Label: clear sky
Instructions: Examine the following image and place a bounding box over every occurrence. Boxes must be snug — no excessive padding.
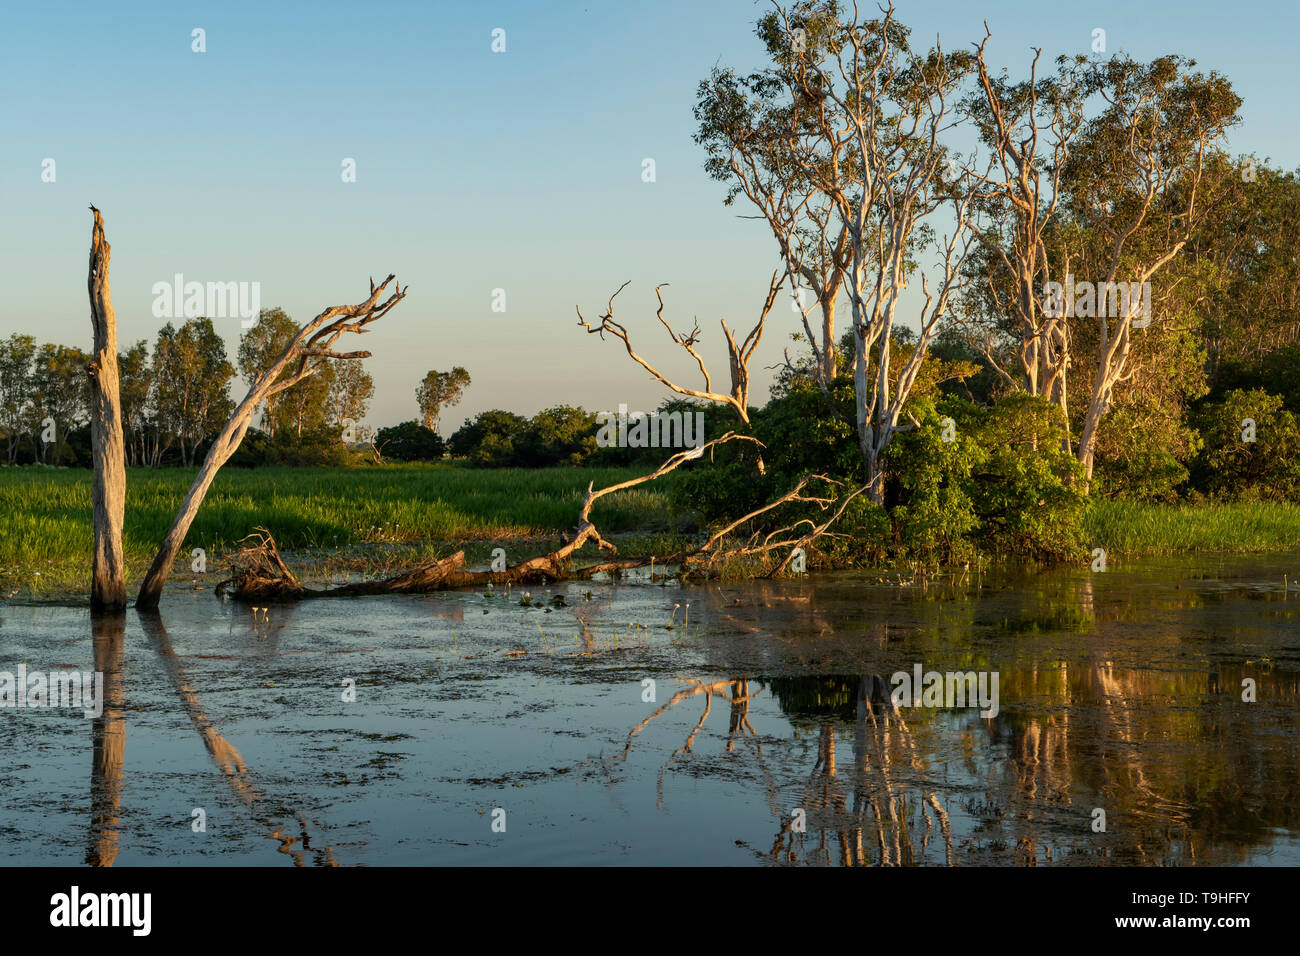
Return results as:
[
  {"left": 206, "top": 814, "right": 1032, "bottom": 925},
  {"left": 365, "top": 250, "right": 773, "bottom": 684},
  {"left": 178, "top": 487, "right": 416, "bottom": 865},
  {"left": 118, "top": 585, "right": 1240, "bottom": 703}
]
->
[{"left": 2, "top": 0, "right": 1294, "bottom": 433}]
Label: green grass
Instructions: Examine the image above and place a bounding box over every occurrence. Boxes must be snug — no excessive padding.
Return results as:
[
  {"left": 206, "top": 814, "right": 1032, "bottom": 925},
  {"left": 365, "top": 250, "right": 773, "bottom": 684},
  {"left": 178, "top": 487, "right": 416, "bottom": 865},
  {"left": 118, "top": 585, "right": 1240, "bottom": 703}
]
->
[
  {"left": 5, "top": 463, "right": 1300, "bottom": 598},
  {"left": 0, "top": 463, "right": 680, "bottom": 595},
  {"left": 1087, "top": 499, "right": 1300, "bottom": 554}
]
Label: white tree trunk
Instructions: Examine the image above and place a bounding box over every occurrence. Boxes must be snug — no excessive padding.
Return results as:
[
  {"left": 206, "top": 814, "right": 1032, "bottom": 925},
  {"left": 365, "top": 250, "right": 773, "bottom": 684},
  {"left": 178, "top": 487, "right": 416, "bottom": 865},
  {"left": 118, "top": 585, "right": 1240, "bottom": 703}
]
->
[{"left": 86, "top": 207, "right": 127, "bottom": 612}]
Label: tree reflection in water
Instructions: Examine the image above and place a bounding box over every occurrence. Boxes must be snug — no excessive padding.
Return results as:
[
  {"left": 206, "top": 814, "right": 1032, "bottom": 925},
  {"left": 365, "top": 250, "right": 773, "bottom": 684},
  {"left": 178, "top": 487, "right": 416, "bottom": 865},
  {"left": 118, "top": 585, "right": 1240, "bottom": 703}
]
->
[
  {"left": 616, "top": 661, "right": 1300, "bottom": 865},
  {"left": 83, "top": 610, "right": 340, "bottom": 867}
]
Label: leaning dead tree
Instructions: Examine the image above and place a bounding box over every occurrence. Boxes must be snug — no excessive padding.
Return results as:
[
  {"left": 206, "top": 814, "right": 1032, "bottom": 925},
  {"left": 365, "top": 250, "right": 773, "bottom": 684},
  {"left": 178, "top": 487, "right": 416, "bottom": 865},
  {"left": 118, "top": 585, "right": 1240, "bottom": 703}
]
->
[
  {"left": 136, "top": 275, "right": 407, "bottom": 610},
  {"left": 86, "top": 206, "right": 127, "bottom": 612},
  {"left": 577, "top": 273, "right": 783, "bottom": 428}
]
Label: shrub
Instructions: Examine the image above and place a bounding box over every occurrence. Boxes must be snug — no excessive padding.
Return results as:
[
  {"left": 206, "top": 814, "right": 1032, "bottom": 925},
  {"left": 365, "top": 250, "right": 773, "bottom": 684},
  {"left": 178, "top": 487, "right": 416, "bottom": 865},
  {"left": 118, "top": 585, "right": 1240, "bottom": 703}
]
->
[
  {"left": 515, "top": 405, "right": 598, "bottom": 467},
  {"left": 447, "top": 410, "right": 528, "bottom": 465},
  {"left": 1188, "top": 388, "right": 1300, "bottom": 500},
  {"left": 966, "top": 393, "right": 1089, "bottom": 562},
  {"left": 376, "top": 421, "right": 445, "bottom": 462}
]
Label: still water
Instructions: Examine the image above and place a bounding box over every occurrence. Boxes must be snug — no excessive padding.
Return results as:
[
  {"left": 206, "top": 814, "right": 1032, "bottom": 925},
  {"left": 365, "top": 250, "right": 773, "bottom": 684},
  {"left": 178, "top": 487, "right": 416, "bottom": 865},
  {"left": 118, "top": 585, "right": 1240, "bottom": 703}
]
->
[{"left": 2, "top": 552, "right": 1298, "bottom": 865}]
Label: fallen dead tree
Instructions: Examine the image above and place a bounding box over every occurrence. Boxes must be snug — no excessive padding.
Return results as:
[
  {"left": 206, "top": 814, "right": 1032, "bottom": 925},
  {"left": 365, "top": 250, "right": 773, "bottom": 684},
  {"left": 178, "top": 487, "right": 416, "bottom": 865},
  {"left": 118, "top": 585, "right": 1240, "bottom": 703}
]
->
[{"left": 217, "top": 433, "right": 869, "bottom": 602}]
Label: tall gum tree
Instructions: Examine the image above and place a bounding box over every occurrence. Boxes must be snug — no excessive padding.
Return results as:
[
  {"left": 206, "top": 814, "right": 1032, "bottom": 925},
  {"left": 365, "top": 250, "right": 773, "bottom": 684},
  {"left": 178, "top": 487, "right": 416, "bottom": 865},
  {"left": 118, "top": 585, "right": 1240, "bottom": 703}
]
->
[
  {"left": 695, "top": 9, "right": 854, "bottom": 391},
  {"left": 1058, "top": 54, "right": 1240, "bottom": 481},
  {"left": 753, "top": 1, "right": 983, "bottom": 503},
  {"left": 960, "top": 36, "right": 1091, "bottom": 438}
]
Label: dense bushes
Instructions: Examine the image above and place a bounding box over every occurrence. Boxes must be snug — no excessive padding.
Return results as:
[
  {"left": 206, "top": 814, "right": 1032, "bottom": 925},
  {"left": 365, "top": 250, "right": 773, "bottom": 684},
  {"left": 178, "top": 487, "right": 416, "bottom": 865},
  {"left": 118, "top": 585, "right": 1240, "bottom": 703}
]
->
[
  {"left": 1188, "top": 389, "right": 1300, "bottom": 500},
  {"left": 447, "top": 404, "right": 702, "bottom": 468},
  {"left": 668, "top": 379, "right": 1088, "bottom": 566},
  {"left": 229, "top": 427, "right": 360, "bottom": 467},
  {"left": 447, "top": 410, "right": 528, "bottom": 466},
  {"left": 376, "top": 421, "right": 445, "bottom": 462}
]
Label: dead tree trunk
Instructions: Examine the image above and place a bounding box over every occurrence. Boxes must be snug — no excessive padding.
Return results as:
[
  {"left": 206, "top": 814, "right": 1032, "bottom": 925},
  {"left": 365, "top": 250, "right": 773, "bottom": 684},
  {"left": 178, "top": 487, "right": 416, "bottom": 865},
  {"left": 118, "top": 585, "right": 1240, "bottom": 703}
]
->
[
  {"left": 136, "top": 275, "right": 407, "bottom": 610},
  {"left": 86, "top": 206, "right": 127, "bottom": 612}
]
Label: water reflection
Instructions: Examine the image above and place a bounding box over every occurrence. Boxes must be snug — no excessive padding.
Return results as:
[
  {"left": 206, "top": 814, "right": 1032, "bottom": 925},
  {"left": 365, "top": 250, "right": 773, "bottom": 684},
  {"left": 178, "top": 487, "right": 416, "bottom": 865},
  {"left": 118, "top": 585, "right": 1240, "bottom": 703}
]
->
[
  {"left": 136, "top": 611, "right": 339, "bottom": 867},
  {"left": 19, "top": 551, "right": 1299, "bottom": 866},
  {"left": 86, "top": 613, "right": 125, "bottom": 867},
  {"left": 82, "top": 608, "right": 339, "bottom": 867},
  {"left": 621, "top": 660, "right": 1300, "bottom": 865}
]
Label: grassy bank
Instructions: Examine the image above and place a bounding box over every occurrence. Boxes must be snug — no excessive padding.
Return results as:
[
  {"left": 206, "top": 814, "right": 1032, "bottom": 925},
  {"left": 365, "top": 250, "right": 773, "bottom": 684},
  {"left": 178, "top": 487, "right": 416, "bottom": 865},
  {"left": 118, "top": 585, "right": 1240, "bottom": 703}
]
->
[
  {"left": 0, "top": 463, "right": 682, "bottom": 596},
  {"left": 1086, "top": 499, "right": 1300, "bottom": 554},
  {"left": 4, "top": 463, "right": 1300, "bottom": 598}
]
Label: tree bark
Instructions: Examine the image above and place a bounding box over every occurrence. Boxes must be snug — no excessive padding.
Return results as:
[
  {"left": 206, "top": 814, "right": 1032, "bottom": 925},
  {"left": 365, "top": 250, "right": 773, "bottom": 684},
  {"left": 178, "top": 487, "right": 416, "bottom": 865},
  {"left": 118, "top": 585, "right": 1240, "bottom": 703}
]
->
[
  {"left": 818, "top": 290, "right": 839, "bottom": 383},
  {"left": 86, "top": 206, "right": 127, "bottom": 612}
]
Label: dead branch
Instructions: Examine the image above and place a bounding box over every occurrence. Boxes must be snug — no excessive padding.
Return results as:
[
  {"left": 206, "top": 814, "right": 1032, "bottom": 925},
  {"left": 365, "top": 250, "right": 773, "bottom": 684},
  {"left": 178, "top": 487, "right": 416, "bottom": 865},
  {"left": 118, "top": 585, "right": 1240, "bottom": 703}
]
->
[
  {"left": 220, "top": 431, "right": 763, "bottom": 601},
  {"left": 576, "top": 274, "right": 783, "bottom": 427}
]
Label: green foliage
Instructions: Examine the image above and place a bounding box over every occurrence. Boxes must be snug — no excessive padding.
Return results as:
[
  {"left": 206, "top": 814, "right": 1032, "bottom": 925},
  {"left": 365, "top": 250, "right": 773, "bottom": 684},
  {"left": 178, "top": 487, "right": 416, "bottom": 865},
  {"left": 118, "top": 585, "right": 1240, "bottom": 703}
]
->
[
  {"left": 229, "top": 427, "right": 359, "bottom": 468},
  {"left": 515, "top": 405, "right": 598, "bottom": 467},
  {"left": 415, "top": 367, "right": 471, "bottom": 432},
  {"left": 1188, "top": 389, "right": 1300, "bottom": 500},
  {"left": 672, "top": 380, "right": 1087, "bottom": 565},
  {"left": 884, "top": 397, "right": 981, "bottom": 563},
  {"left": 154, "top": 318, "right": 235, "bottom": 464},
  {"left": 377, "top": 421, "right": 445, "bottom": 462},
  {"left": 447, "top": 405, "right": 604, "bottom": 468},
  {"left": 965, "top": 394, "right": 1089, "bottom": 562},
  {"left": 447, "top": 409, "right": 529, "bottom": 465},
  {"left": 1090, "top": 404, "right": 1195, "bottom": 502},
  {"left": 1213, "top": 342, "right": 1300, "bottom": 415},
  {"left": 671, "top": 380, "right": 857, "bottom": 527},
  {"left": 757, "top": 377, "right": 860, "bottom": 483},
  {"left": 236, "top": 308, "right": 299, "bottom": 439}
]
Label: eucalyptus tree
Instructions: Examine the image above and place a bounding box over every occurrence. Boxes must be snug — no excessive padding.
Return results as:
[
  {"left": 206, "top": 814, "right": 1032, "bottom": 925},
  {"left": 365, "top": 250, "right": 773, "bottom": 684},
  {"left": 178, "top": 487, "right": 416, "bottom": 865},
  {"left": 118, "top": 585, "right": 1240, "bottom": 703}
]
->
[
  {"left": 326, "top": 357, "right": 375, "bottom": 430},
  {"left": 960, "top": 36, "right": 1092, "bottom": 434},
  {"left": 31, "top": 342, "right": 90, "bottom": 463},
  {"left": 116, "top": 340, "right": 152, "bottom": 467},
  {"left": 237, "top": 307, "right": 299, "bottom": 439},
  {"left": 153, "top": 318, "right": 235, "bottom": 466},
  {"left": 415, "top": 366, "right": 471, "bottom": 433},
  {"left": 0, "top": 333, "right": 36, "bottom": 464},
  {"left": 735, "top": 1, "right": 984, "bottom": 504},
  {"left": 1058, "top": 53, "right": 1240, "bottom": 480},
  {"left": 696, "top": 19, "right": 850, "bottom": 390}
]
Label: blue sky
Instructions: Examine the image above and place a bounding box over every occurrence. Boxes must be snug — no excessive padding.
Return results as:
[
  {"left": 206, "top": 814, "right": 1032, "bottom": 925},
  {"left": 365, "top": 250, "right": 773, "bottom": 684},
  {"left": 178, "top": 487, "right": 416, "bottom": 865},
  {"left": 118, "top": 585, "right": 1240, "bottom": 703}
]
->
[{"left": 1, "top": 0, "right": 1294, "bottom": 432}]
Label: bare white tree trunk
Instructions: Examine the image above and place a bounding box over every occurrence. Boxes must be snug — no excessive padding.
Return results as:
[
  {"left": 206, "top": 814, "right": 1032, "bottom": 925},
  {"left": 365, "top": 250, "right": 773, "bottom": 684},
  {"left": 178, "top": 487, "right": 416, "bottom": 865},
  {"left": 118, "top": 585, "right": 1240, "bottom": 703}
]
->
[{"left": 86, "top": 207, "right": 127, "bottom": 612}]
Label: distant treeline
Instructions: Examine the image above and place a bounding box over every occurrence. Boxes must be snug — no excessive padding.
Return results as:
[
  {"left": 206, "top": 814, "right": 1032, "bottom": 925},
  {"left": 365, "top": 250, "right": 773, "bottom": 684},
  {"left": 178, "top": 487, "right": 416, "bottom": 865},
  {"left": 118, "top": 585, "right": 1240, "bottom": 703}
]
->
[{"left": 0, "top": 307, "right": 378, "bottom": 468}]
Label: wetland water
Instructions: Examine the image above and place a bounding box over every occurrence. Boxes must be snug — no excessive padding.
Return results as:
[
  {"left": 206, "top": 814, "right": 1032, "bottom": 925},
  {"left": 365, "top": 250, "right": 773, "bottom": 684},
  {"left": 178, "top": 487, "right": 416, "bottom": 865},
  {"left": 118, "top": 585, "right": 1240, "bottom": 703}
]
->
[{"left": 2, "top": 552, "right": 1298, "bottom": 866}]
